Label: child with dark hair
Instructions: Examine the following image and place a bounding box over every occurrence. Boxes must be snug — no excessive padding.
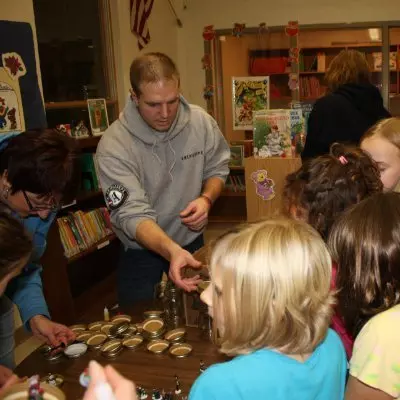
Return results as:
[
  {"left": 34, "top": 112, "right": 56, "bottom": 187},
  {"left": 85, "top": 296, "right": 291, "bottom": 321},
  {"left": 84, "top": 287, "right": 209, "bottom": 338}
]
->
[
  {"left": 283, "top": 143, "right": 383, "bottom": 358},
  {"left": 0, "top": 129, "right": 80, "bottom": 369},
  {"left": 0, "top": 212, "right": 32, "bottom": 394},
  {"left": 329, "top": 192, "right": 400, "bottom": 400}
]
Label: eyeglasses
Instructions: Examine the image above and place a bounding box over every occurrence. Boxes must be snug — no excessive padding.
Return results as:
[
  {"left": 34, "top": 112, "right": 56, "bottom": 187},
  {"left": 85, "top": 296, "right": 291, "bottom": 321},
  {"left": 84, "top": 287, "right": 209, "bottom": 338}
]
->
[{"left": 22, "top": 191, "right": 59, "bottom": 212}]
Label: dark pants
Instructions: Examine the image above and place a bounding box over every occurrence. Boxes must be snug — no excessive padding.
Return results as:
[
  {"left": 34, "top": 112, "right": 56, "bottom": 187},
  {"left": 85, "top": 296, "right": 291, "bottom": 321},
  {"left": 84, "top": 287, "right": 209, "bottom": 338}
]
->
[{"left": 117, "top": 235, "right": 204, "bottom": 306}]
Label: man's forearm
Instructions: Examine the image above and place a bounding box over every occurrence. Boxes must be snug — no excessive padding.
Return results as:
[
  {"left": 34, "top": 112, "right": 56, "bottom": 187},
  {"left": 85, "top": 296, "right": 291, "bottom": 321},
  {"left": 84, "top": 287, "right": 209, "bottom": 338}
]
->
[
  {"left": 135, "top": 219, "right": 181, "bottom": 261},
  {"left": 201, "top": 177, "right": 225, "bottom": 203}
]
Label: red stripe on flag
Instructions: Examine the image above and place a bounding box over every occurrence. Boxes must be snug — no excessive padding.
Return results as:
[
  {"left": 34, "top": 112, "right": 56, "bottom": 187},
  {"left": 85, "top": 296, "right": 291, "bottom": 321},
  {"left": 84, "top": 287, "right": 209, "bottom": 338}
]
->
[{"left": 130, "top": 0, "right": 155, "bottom": 50}]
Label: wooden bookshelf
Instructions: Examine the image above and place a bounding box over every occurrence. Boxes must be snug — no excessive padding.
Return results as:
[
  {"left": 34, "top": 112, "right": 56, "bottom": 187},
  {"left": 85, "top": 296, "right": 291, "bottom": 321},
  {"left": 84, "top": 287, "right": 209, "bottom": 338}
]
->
[{"left": 45, "top": 99, "right": 117, "bottom": 110}]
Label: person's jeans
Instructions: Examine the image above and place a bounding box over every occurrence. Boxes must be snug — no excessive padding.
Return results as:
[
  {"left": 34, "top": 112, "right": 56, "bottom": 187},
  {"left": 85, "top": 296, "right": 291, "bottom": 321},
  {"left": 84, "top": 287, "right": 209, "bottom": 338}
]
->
[
  {"left": 0, "top": 296, "right": 15, "bottom": 369},
  {"left": 117, "top": 235, "right": 204, "bottom": 307}
]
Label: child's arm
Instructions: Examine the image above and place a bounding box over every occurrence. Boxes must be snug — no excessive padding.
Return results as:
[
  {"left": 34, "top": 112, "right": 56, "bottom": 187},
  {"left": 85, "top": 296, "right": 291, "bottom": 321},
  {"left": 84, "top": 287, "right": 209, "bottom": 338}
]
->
[{"left": 346, "top": 377, "right": 394, "bottom": 400}]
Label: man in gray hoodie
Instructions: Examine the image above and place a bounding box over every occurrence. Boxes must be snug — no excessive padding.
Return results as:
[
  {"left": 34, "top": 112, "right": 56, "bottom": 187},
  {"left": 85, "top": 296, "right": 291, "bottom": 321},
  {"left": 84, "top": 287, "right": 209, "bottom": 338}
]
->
[{"left": 96, "top": 52, "right": 230, "bottom": 305}]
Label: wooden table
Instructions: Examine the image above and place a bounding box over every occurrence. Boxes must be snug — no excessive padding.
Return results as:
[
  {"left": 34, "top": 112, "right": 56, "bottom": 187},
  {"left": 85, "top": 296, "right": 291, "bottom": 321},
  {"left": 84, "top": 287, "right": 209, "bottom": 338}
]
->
[{"left": 15, "top": 302, "right": 226, "bottom": 399}]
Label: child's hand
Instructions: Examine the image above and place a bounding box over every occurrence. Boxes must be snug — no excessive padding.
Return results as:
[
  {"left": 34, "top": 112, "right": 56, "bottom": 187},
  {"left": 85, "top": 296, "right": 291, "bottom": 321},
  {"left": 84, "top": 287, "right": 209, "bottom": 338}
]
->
[
  {"left": 83, "top": 361, "right": 137, "bottom": 400},
  {"left": 0, "top": 374, "right": 23, "bottom": 397}
]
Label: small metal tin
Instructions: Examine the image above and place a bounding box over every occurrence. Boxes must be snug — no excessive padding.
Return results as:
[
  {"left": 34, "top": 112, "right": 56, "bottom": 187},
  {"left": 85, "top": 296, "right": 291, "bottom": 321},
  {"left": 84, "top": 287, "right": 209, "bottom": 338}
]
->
[
  {"left": 88, "top": 321, "right": 104, "bottom": 331},
  {"left": 69, "top": 324, "right": 87, "bottom": 333},
  {"left": 147, "top": 339, "right": 170, "bottom": 354},
  {"left": 122, "top": 334, "right": 143, "bottom": 350},
  {"left": 164, "top": 328, "right": 186, "bottom": 343},
  {"left": 111, "top": 314, "right": 132, "bottom": 324},
  {"left": 64, "top": 343, "right": 88, "bottom": 359},
  {"left": 41, "top": 345, "right": 64, "bottom": 361},
  {"left": 76, "top": 331, "right": 93, "bottom": 343},
  {"left": 143, "top": 317, "right": 164, "bottom": 335},
  {"left": 41, "top": 373, "right": 64, "bottom": 387},
  {"left": 169, "top": 343, "right": 193, "bottom": 358},
  {"left": 86, "top": 333, "right": 107, "bottom": 349},
  {"left": 143, "top": 310, "right": 164, "bottom": 319},
  {"left": 109, "top": 322, "right": 130, "bottom": 338},
  {"left": 100, "top": 323, "right": 115, "bottom": 336},
  {"left": 100, "top": 339, "right": 123, "bottom": 359},
  {"left": 120, "top": 324, "right": 137, "bottom": 338}
]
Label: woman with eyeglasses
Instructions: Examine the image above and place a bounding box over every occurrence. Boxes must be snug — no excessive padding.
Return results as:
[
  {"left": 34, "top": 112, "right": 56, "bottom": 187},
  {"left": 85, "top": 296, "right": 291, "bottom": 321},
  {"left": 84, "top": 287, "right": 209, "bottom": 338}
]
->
[{"left": 0, "top": 129, "right": 80, "bottom": 376}]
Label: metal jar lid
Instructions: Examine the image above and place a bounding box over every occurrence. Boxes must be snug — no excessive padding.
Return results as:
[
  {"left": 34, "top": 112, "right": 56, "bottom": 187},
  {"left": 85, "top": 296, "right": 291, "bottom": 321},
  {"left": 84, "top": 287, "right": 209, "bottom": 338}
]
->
[
  {"left": 169, "top": 343, "right": 193, "bottom": 358},
  {"left": 88, "top": 321, "right": 104, "bottom": 331},
  {"left": 76, "top": 331, "right": 93, "bottom": 343},
  {"left": 41, "top": 345, "right": 64, "bottom": 362},
  {"left": 100, "top": 323, "right": 115, "bottom": 336},
  {"left": 69, "top": 324, "right": 87, "bottom": 334},
  {"left": 164, "top": 328, "right": 186, "bottom": 343},
  {"left": 197, "top": 280, "right": 211, "bottom": 293},
  {"left": 111, "top": 314, "right": 132, "bottom": 324},
  {"left": 143, "top": 310, "right": 164, "bottom": 319},
  {"left": 143, "top": 317, "right": 165, "bottom": 336},
  {"left": 147, "top": 339, "right": 170, "bottom": 354},
  {"left": 86, "top": 333, "right": 107, "bottom": 349},
  {"left": 122, "top": 334, "right": 143, "bottom": 350},
  {"left": 120, "top": 325, "right": 137, "bottom": 338},
  {"left": 41, "top": 373, "right": 64, "bottom": 387},
  {"left": 109, "top": 322, "right": 130, "bottom": 338},
  {"left": 64, "top": 343, "right": 88, "bottom": 359},
  {"left": 100, "top": 339, "right": 123, "bottom": 359}
]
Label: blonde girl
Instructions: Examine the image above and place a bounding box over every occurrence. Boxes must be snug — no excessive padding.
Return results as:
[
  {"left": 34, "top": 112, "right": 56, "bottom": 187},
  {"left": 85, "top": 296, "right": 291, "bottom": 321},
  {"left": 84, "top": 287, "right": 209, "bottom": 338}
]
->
[
  {"left": 361, "top": 117, "right": 400, "bottom": 192},
  {"left": 189, "top": 218, "right": 347, "bottom": 400}
]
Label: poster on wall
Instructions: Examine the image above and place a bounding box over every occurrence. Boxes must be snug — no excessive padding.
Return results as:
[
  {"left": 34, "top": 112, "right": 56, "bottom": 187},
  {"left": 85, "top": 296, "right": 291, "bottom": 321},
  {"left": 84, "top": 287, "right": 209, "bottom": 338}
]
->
[
  {"left": 87, "top": 98, "right": 109, "bottom": 135},
  {"left": 232, "top": 76, "right": 269, "bottom": 131}
]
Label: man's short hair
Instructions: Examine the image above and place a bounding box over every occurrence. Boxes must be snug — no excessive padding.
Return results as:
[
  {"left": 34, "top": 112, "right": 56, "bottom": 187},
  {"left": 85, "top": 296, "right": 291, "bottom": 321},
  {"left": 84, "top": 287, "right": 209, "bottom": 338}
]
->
[{"left": 129, "top": 52, "right": 180, "bottom": 95}]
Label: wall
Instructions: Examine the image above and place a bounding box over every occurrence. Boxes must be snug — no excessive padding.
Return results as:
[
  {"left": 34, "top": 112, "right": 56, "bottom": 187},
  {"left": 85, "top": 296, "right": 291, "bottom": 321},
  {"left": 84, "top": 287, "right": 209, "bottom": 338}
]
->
[
  {"left": 175, "top": 0, "right": 400, "bottom": 110},
  {"left": 110, "top": 0, "right": 179, "bottom": 109},
  {"left": 1, "top": 0, "right": 43, "bottom": 96}
]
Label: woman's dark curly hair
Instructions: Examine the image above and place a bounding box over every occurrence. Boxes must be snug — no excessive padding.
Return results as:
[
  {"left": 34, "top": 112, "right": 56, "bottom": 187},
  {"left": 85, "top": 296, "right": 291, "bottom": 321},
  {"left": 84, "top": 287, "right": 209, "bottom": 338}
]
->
[{"left": 283, "top": 143, "right": 383, "bottom": 240}]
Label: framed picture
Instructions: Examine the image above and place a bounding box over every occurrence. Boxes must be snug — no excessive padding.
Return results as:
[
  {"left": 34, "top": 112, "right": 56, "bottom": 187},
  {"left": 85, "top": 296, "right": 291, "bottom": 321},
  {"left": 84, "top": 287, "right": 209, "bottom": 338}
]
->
[
  {"left": 229, "top": 145, "right": 244, "bottom": 167},
  {"left": 87, "top": 98, "right": 109, "bottom": 135},
  {"left": 232, "top": 76, "right": 270, "bottom": 130}
]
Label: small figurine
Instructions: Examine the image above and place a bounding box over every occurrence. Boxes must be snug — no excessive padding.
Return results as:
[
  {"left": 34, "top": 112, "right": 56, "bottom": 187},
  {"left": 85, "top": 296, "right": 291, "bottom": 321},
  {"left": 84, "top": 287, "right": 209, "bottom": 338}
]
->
[
  {"left": 203, "top": 85, "right": 214, "bottom": 101},
  {"left": 199, "top": 359, "right": 206, "bottom": 373},
  {"left": 202, "top": 25, "right": 216, "bottom": 41},
  {"left": 201, "top": 54, "right": 212, "bottom": 70},
  {"left": 174, "top": 375, "right": 182, "bottom": 395},
  {"left": 232, "top": 23, "right": 246, "bottom": 37},
  {"left": 151, "top": 389, "right": 162, "bottom": 400},
  {"left": 137, "top": 386, "right": 148, "bottom": 400},
  {"left": 79, "top": 368, "right": 90, "bottom": 388}
]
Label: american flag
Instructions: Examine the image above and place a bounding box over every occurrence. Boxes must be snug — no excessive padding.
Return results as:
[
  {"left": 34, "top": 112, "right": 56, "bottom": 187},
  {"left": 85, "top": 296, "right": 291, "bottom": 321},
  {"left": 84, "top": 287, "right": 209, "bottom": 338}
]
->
[{"left": 130, "top": 0, "right": 155, "bottom": 50}]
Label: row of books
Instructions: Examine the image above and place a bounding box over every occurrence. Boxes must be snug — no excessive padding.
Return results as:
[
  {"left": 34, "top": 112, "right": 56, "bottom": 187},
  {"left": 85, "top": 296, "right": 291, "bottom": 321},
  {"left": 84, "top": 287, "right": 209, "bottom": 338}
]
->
[
  {"left": 81, "top": 153, "right": 101, "bottom": 192},
  {"left": 57, "top": 207, "right": 113, "bottom": 258},
  {"left": 226, "top": 174, "right": 246, "bottom": 192},
  {"left": 299, "top": 76, "right": 326, "bottom": 99}
]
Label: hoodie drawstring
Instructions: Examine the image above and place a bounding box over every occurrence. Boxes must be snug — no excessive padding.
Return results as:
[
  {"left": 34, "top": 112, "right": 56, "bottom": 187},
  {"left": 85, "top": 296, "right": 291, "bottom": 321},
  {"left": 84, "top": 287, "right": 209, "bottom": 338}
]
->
[{"left": 151, "top": 139, "right": 176, "bottom": 182}]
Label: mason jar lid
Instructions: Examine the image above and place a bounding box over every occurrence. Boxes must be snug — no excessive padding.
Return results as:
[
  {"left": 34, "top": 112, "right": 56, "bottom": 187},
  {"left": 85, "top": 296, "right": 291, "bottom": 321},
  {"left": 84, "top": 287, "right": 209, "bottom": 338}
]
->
[
  {"left": 164, "top": 328, "right": 186, "bottom": 343},
  {"left": 64, "top": 343, "right": 88, "bottom": 359},
  {"left": 147, "top": 339, "right": 170, "bottom": 354},
  {"left": 122, "top": 334, "right": 143, "bottom": 350},
  {"left": 169, "top": 343, "right": 193, "bottom": 358},
  {"left": 143, "top": 317, "right": 165, "bottom": 335},
  {"left": 87, "top": 321, "right": 104, "bottom": 331},
  {"left": 109, "top": 322, "right": 130, "bottom": 337},
  {"left": 111, "top": 314, "right": 132, "bottom": 324}
]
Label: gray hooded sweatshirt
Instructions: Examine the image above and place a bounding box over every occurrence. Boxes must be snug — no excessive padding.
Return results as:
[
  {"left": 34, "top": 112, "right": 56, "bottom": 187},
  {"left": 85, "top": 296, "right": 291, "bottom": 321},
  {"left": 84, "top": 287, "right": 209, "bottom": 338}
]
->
[{"left": 96, "top": 95, "right": 230, "bottom": 250}]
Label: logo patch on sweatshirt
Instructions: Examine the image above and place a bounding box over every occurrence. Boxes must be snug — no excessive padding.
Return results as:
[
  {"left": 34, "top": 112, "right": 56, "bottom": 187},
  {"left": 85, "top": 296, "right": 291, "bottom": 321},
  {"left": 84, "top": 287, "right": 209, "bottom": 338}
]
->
[{"left": 105, "top": 184, "right": 128, "bottom": 210}]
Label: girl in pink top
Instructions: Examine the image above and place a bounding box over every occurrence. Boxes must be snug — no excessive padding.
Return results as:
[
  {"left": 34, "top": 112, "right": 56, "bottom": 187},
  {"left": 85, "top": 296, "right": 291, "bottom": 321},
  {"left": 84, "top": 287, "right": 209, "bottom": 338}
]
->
[{"left": 283, "top": 143, "right": 382, "bottom": 358}]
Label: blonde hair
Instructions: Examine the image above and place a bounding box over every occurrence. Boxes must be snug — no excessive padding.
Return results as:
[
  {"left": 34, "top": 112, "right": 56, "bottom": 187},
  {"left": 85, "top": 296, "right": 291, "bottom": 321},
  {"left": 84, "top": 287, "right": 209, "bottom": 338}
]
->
[
  {"left": 209, "top": 218, "right": 334, "bottom": 357},
  {"left": 325, "top": 49, "right": 371, "bottom": 91},
  {"left": 362, "top": 117, "right": 400, "bottom": 151}
]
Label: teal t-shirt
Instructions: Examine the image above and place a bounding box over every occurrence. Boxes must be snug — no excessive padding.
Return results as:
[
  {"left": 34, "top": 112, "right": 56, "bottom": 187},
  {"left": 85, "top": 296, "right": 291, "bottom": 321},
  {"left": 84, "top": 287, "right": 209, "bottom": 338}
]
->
[{"left": 189, "top": 329, "right": 347, "bottom": 400}]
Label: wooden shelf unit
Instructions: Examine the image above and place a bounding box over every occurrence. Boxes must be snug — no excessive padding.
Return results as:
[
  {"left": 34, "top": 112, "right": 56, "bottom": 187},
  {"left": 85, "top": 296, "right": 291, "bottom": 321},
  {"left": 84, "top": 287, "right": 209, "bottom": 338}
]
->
[
  {"left": 41, "top": 139, "right": 119, "bottom": 325},
  {"left": 45, "top": 99, "right": 117, "bottom": 110}
]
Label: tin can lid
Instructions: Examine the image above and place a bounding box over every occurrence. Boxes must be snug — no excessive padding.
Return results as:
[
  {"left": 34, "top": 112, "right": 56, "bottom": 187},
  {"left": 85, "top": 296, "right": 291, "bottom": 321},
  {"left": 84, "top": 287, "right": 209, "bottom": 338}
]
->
[
  {"left": 42, "top": 345, "right": 64, "bottom": 361},
  {"left": 120, "top": 325, "right": 137, "bottom": 338},
  {"left": 143, "top": 310, "right": 164, "bottom": 319},
  {"left": 122, "top": 335, "right": 143, "bottom": 349},
  {"left": 76, "top": 331, "right": 93, "bottom": 343},
  {"left": 111, "top": 314, "right": 132, "bottom": 324},
  {"left": 41, "top": 373, "right": 64, "bottom": 387},
  {"left": 100, "top": 339, "right": 122, "bottom": 354},
  {"left": 64, "top": 343, "right": 88, "bottom": 359},
  {"left": 169, "top": 343, "right": 193, "bottom": 358},
  {"left": 69, "top": 324, "right": 87, "bottom": 333},
  {"left": 143, "top": 318, "right": 164, "bottom": 334},
  {"left": 109, "top": 322, "right": 130, "bottom": 337},
  {"left": 147, "top": 339, "right": 170, "bottom": 354},
  {"left": 87, "top": 333, "right": 107, "bottom": 347},
  {"left": 164, "top": 328, "right": 186, "bottom": 342},
  {"left": 88, "top": 321, "right": 104, "bottom": 331}
]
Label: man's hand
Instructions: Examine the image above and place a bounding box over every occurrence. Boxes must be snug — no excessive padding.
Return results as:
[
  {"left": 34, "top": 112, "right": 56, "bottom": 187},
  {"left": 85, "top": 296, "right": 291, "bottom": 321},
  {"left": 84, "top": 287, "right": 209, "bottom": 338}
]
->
[
  {"left": 168, "top": 247, "right": 202, "bottom": 291},
  {"left": 29, "top": 315, "right": 76, "bottom": 347},
  {"left": 180, "top": 197, "right": 211, "bottom": 231}
]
